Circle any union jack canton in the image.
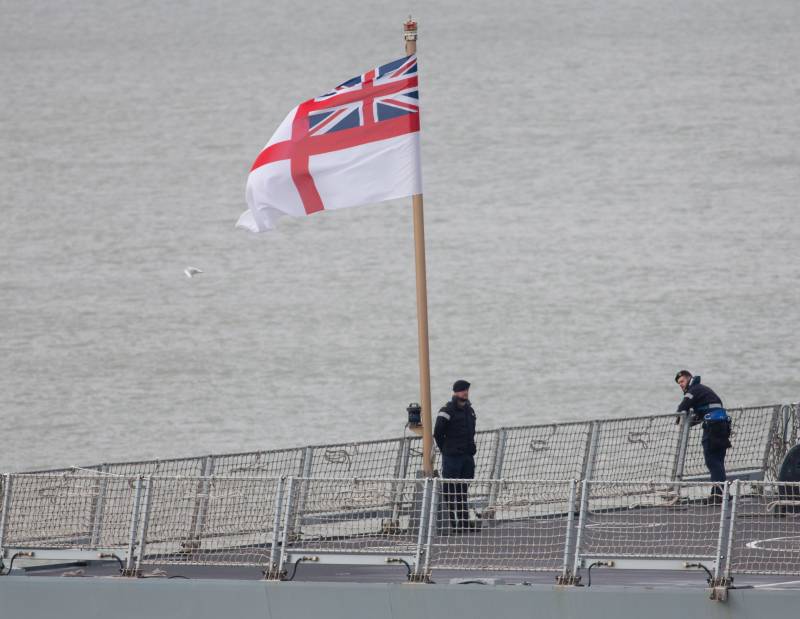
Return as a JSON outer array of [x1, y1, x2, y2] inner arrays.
[[308, 55, 419, 136]]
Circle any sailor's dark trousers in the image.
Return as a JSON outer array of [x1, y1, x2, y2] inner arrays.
[[442, 454, 475, 529], [702, 434, 728, 496]]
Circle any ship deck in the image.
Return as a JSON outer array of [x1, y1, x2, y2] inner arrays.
[[10, 494, 800, 591], [12, 560, 800, 591]]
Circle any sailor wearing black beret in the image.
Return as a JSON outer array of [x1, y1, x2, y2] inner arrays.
[[434, 379, 479, 533], [452, 379, 470, 392]]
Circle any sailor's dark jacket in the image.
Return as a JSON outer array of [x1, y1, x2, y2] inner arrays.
[[677, 377, 724, 424], [434, 397, 477, 457]]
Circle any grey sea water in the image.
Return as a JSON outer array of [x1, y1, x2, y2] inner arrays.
[[1, 0, 798, 472]]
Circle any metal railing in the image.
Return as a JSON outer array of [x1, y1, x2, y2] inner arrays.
[[23, 403, 799, 485], [2, 402, 797, 578], [136, 476, 286, 570], [425, 478, 578, 576], [3, 473, 800, 582], [724, 480, 800, 577], [572, 480, 731, 578]]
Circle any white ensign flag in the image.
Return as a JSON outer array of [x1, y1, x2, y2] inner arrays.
[[237, 55, 422, 232]]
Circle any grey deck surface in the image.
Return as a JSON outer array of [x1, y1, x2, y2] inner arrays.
[[14, 559, 800, 590]]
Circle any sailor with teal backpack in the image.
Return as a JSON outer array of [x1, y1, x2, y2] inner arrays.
[[675, 370, 732, 503]]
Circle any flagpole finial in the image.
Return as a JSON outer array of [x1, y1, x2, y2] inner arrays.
[[404, 17, 417, 42]]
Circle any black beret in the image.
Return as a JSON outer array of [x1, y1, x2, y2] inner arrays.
[[452, 379, 471, 392]]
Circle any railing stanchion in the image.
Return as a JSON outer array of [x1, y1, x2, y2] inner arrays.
[[410, 478, 432, 582], [559, 479, 578, 581], [780, 404, 791, 448], [277, 477, 297, 578], [571, 479, 590, 578], [0, 474, 13, 555], [124, 476, 145, 575], [763, 406, 781, 480], [291, 449, 314, 536], [673, 413, 691, 481], [582, 422, 600, 481], [390, 438, 411, 525], [712, 481, 731, 582], [192, 456, 214, 540], [265, 477, 286, 579], [134, 477, 154, 573], [486, 429, 507, 511], [421, 477, 439, 579], [89, 465, 109, 547], [723, 480, 740, 583]]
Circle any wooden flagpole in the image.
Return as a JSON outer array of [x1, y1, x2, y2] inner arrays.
[[404, 18, 433, 476]]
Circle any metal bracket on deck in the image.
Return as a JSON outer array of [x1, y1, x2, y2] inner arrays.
[[262, 564, 286, 581], [708, 576, 733, 602], [555, 572, 582, 586], [119, 568, 142, 577], [407, 570, 432, 584]]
